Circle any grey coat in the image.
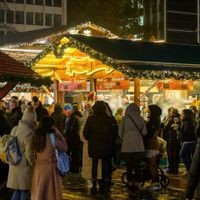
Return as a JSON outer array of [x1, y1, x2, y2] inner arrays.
[[7, 121, 35, 190], [119, 103, 147, 153]]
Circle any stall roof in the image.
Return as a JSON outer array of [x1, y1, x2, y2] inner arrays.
[[0, 51, 35, 76], [69, 34, 200, 71], [0, 51, 52, 86]]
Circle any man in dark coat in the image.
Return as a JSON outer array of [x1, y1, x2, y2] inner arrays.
[[31, 96, 49, 121], [7, 99, 23, 132], [64, 104, 83, 173], [83, 101, 117, 195]]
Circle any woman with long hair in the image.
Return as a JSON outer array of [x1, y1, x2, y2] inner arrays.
[[31, 116, 67, 200], [180, 109, 197, 176]]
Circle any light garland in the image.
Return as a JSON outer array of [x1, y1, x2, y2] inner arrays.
[[67, 21, 119, 38], [26, 36, 200, 81]]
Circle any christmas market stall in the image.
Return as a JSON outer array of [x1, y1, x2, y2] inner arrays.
[[0, 51, 52, 100]]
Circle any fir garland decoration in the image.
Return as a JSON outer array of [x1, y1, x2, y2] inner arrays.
[[26, 36, 200, 81], [0, 74, 53, 87]]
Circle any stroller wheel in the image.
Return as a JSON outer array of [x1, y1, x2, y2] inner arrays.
[[121, 171, 128, 184], [158, 167, 170, 188]]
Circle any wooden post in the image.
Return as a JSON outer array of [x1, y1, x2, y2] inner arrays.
[[0, 83, 15, 100], [134, 79, 140, 106], [54, 80, 59, 103], [93, 78, 97, 101]]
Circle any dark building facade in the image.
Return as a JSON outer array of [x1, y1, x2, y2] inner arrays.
[[166, 0, 198, 44]]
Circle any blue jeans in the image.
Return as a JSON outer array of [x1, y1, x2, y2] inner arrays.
[[180, 142, 196, 171], [11, 190, 29, 200]]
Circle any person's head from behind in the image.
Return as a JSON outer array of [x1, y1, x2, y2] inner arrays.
[[21, 105, 37, 126], [189, 105, 198, 114], [148, 104, 162, 119], [116, 107, 123, 116], [92, 101, 106, 115], [181, 109, 195, 121], [54, 103, 63, 113], [34, 116, 55, 152], [32, 96, 40, 109]]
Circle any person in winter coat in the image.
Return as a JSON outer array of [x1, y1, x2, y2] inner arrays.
[[31, 96, 49, 121], [31, 116, 67, 200], [64, 104, 83, 173], [7, 106, 37, 200], [119, 103, 147, 191], [180, 109, 197, 176], [50, 103, 66, 134], [185, 138, 200, 200], [114, 107, 124, 167], [164, 108, 181, 174], [144, 104, 162, 190], [83, 101, 117, 195], [7, 99, 23, 133], [80, 104, 102, 190], [0, 109, 9, 187]]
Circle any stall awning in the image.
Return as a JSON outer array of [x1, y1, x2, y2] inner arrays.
[[69, 34, 200, 72]]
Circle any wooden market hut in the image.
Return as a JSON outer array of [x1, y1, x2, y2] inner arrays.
[[0, 22, 120, 103], [1, 25, 200, 105], [0, 51, 52, 99], [22, 34, 200, 104]]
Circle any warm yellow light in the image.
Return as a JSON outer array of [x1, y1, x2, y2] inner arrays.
[[60, 37, 69, 45]]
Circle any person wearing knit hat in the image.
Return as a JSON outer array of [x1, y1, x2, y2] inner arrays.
[[63, 103, 73, 117], [7, 105, 37, 200]]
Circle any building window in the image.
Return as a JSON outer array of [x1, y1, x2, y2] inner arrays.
[[35, 13, 43, 25], [26, 12, 33, 25], [0, 10, 4, 23], [35, 0, 43, 5], [54, 14, 61, 26], [53, 0, 61, 7], [45, 0, 52, 6], [15, 0, 24, 3], [45, 14, 52, 26], [26, 0, 33, 4], [6, 10, 14, 24], [16, 11, 24, 24]]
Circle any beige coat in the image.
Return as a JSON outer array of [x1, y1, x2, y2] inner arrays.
[[7, 121, 35, 190], [31, 132, 67, 200], [80, 111, 102, 180]]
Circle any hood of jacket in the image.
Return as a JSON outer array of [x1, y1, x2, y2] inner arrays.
[[125, 103, 140, 115]]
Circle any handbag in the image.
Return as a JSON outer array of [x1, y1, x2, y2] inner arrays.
[[50, 133, 71, 177]]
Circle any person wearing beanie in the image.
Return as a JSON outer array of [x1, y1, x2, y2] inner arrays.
[[7, 106, 37, 200]]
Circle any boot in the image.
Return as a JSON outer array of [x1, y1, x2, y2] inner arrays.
[[90, 180, 97, 195], [99, 180, 110, 195]]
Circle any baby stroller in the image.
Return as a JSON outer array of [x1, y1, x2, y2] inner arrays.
[[121, 136, 170, 191], [121, 158, 169, 190]]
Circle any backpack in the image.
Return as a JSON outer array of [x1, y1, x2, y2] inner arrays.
[[0, 127, 22, 165]]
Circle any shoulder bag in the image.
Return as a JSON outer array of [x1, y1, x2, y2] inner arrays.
[[50, 133, 71, 177]]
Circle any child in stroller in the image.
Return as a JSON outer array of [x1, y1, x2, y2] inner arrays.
[[122, 136, 169, 191]]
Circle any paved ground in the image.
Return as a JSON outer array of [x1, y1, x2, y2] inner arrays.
[[63, 167, 186, 200], [0, 167, 186, 200]]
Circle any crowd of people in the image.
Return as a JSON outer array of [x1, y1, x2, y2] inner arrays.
[[0, 96, 200, 199]]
